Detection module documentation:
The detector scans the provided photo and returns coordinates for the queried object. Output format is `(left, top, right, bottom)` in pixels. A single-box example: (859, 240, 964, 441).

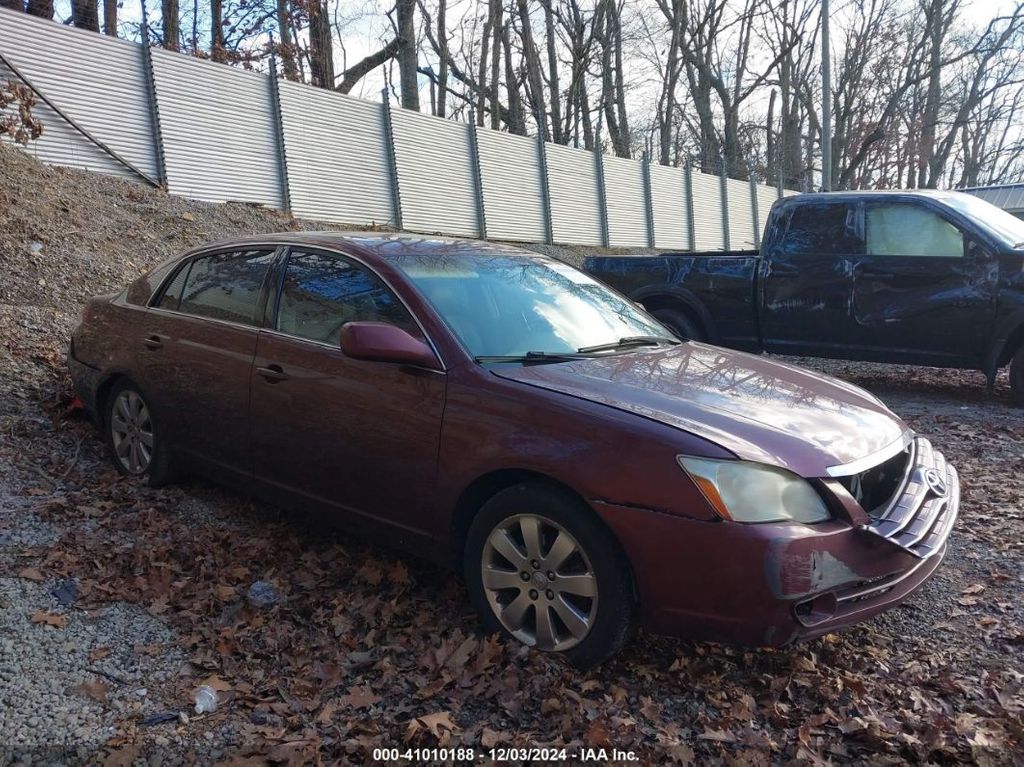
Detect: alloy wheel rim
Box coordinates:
(110, 390, 153, 475)
(481, 513, 598, 652)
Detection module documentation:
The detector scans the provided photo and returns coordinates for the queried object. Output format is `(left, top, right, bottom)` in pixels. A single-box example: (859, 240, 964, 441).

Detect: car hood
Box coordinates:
(491, 343, 909, 478)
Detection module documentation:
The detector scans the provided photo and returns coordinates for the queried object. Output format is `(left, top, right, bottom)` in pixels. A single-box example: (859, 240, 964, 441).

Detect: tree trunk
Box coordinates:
(0, 0, 23, 12)
(161, 0, 179, 51)
(489, 1, 503, 130)
(541, 0, 563, 143)
(517, 0, 550, 140)
(71, 0, 99, 31)
(476, 0, 493, 126)
(210, 0, 225, 62)
(26, 0, 52, 17)
(396, 0, 419, 110)
(501, 21, 525, 134)
(102, 0, 116, 36)
(277, 0, 298, 81)
(307, 0, 334, 87)
(435, 0, 448, 117)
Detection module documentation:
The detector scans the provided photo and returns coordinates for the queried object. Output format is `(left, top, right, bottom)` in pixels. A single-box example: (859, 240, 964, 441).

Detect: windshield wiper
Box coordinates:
(474, 351, 594, 364)
(576, 335, 680, 354)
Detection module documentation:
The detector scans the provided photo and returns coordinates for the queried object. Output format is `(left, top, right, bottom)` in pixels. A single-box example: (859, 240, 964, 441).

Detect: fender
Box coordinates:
(630, 285, 720, 343)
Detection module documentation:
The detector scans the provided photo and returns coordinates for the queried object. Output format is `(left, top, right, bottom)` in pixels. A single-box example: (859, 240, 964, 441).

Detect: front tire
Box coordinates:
(1011, 347, 1024, 407)
(104, 379, 175, 487)
(464, 482, 637, 668)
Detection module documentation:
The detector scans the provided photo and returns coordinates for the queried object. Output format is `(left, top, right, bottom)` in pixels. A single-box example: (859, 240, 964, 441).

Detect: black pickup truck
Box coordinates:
(584, 190, 1024, 404)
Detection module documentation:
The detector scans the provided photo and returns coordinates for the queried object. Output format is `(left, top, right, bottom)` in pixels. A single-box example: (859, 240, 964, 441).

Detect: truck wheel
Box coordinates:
(1011, 347, 1024, 407)
(651, 308, 704, 342)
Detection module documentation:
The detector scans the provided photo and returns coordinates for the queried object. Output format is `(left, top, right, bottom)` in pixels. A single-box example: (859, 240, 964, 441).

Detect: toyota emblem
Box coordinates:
(923, 468, 948, 497)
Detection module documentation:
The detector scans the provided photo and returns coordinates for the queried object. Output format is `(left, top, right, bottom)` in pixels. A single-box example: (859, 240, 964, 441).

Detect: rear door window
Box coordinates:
(276, 250, 419, 345)
(176, 250, 276, 326)
(865, 203, 964, 257)
(781, 203, 863, 256)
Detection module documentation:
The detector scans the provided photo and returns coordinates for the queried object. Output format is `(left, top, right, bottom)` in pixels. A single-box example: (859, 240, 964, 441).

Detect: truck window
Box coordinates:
(781, 203, 862, 256)
(865, 203, 964, 257)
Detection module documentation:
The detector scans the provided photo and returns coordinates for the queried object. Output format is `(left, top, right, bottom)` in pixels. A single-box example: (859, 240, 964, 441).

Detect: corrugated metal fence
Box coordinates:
(0, 8, 791, 249)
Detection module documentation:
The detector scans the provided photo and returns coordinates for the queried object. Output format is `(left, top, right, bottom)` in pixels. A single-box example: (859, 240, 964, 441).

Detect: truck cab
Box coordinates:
(584, 190, 1024, 404)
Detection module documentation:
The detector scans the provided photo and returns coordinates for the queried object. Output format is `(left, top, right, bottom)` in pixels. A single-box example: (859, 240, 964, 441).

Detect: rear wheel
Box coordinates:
(1011, 346, 1024, 407)
(651, 307, 704, 342)
(464, 482, 637, 668)
(104, 380, 175, 487)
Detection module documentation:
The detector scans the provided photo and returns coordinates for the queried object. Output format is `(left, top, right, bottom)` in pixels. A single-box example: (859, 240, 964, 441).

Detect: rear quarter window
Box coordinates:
(168, 250, 276, 326)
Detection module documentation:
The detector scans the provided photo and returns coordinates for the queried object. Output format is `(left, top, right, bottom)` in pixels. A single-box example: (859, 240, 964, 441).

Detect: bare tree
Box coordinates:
(103, 0, 117, 35)
(396, 0, 419, 109)
(71, 0, 100, 31)
(162, 0, 180, 50)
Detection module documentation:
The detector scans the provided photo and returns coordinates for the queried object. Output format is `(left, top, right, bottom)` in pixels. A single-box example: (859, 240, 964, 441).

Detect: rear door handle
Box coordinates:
(256, 364, 289, 383)
(142, 334, 166, 350)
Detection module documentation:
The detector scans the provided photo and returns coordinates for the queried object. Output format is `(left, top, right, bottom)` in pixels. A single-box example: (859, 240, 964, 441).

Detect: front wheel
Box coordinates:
(464, 482, 637, 668)
(104, 379, 175, 487)
(1011, 347, 1024, 407)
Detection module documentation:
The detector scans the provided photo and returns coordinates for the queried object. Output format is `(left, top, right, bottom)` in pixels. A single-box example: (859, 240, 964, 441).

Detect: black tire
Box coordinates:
(464, 481, 637, 669)
(1011, 347, 1024, 407)
(103, 379, 176, 487)
(651, 307, 704, 342)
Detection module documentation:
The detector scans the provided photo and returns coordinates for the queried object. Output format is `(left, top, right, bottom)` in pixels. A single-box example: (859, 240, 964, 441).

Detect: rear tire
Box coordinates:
(1011, 347, 1024, 407)
(104, 379, 176, 487)
(651, 307, 704, 342)
(464, 481, 637, 669)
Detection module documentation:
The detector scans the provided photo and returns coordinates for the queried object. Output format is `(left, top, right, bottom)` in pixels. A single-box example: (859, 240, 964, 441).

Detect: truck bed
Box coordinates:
(583, 251, 761, 350)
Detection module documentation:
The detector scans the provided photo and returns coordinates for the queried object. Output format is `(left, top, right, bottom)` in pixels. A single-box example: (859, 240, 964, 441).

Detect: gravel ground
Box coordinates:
(1, 144, 1022, 762)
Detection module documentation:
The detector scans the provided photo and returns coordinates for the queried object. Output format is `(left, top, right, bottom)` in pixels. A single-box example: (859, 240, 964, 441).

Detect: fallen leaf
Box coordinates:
(72, 679, 110, 703)
(416, 711, 457, 738)
(17, 567, 44, 582)
(31, 610, 68, 629)
(88, 647, 112, 662)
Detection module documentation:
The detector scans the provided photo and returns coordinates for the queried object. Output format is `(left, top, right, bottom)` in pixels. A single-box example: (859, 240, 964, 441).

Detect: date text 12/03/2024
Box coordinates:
(372, 747, 640, 762)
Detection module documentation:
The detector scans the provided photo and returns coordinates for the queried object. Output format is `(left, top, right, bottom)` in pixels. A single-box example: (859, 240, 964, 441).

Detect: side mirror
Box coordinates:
(339, 321, 439, 369)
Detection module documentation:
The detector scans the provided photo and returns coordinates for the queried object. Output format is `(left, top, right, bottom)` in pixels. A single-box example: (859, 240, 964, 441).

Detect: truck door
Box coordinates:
(847, 200, 998, 365)
(758, 200, 863, 356)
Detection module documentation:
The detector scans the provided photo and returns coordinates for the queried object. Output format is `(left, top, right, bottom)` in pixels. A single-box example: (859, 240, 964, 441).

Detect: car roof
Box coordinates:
(184, 231, 531, 262)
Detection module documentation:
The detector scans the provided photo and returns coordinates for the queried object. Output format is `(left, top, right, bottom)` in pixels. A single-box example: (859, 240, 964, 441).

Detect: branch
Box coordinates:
(336, 38, 400, 94)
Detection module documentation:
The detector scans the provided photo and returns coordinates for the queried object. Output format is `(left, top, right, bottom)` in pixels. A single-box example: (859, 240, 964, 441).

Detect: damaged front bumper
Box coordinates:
(592, 437, 959, 647)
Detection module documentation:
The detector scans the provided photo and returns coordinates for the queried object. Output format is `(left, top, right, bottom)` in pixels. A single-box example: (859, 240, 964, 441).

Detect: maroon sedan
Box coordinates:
(68, 233, 959, 667)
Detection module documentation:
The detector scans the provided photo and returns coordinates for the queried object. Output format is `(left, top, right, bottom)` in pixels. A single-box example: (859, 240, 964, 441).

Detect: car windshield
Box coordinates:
(384, 251, 674, 359)
(942, 192, 1024, 248)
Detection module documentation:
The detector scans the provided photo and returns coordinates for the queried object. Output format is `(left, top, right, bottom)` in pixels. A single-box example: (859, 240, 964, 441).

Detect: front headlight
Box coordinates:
(677, 456, 831, 524)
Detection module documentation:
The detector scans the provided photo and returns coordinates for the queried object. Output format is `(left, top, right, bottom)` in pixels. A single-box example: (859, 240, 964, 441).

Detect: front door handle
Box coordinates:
(142, 334, 166, 350)
(256, 364, 289, 383)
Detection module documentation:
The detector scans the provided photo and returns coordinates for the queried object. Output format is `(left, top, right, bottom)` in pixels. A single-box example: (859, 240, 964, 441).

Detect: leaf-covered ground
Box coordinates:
(1, 144, 1022, 764)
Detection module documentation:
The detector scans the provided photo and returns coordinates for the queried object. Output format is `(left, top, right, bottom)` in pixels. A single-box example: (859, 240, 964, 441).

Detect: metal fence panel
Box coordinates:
(278, 82, 394, 226)
(475, 128, 546, 242)
(602, 155, 648, 247)
(0, 8, 157, 182)
(150, 48, 282, 206)
(726, 177, 756, 248)
(390, 107, 478, 237)
(546, 143, 603, 246)
(756, 185, 779, 234)
(648, 164, 690, 250)
(690, 170, 725, 250)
